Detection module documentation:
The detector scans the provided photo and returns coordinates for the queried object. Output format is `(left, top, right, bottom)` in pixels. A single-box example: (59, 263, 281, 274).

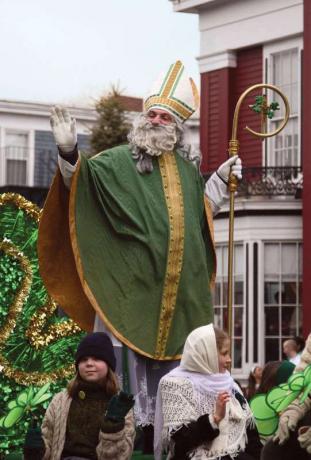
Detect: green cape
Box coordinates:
(39, 146, 216, 359)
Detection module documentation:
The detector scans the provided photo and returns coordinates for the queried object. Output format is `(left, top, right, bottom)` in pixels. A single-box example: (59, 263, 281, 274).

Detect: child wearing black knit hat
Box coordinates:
(41, 332, 135, 460)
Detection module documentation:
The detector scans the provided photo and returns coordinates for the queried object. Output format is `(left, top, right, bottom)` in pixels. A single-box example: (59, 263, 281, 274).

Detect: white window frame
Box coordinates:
(263, 36, 303, 168)
(0, 128, 34, 186)
(214, 242, 246, 375)
(260, 239, 302, 363)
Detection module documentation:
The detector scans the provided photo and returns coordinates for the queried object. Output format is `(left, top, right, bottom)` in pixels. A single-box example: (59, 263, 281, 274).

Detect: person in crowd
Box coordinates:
(245, 365, 262, 400)
(261, 333, 311, 459)
(41, 332, 135, 460)
(251, 360, 295, 445)
(154, 324, 262, 460)
(283, 338, 301, 365)
(256, 360, 295, 395)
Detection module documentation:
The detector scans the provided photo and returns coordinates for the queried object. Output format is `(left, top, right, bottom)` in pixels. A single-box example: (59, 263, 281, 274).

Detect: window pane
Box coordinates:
(264, 242, 302, 362)
(6, 132, 28, 148)
(213, 283, 221, 306)
(265, 338, 280, 361)
(234, 246, 243, 275)
(234, 307, 243, 336)
(223, 280, 228, 307)
(264, 244, 279, 275)
(265, 307, 279, 336)
(233, 338, 242, 368)
(281, 282, 297, 304)
(214, 307, 222, 329)
(215, 244, 244, 370)
(281, 244, 297, 275)
(265, 282, 279, 305)
(269, 47, 299, 166)
(6, 159, 27, 185)
(234, 280, 243, 305)
(281, 306, 296, 335)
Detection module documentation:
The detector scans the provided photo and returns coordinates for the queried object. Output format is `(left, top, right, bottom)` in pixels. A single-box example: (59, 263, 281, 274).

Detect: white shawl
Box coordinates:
(154, 324, 253, 460)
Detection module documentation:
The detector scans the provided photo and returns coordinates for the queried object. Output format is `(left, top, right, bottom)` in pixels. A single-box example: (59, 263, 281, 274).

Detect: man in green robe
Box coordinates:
(38, 60, 242, 430)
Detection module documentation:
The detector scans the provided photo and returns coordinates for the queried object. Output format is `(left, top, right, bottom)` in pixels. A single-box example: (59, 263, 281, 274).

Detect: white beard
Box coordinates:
(128, 115, 178, 157)
(128, 112, 197, 174)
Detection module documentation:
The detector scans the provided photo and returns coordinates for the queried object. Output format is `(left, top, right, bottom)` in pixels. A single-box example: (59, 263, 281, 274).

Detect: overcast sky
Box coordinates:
(0, 0, 199, 105)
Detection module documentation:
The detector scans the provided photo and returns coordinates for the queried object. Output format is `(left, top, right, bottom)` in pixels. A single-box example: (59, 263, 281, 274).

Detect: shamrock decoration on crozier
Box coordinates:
(0, 193, 84, 452)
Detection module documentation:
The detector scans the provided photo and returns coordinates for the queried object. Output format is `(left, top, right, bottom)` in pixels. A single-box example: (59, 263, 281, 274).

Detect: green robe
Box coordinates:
(38, 145, 215, 360)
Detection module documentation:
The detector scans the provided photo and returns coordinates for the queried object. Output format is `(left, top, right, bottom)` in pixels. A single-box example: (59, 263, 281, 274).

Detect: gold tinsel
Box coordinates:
(0, 240, 32, 344)
(0, 353, 75, 385)
(0, 193, 41, 223)
(0, 193, 81, 385)
(26, 299, 81, 349)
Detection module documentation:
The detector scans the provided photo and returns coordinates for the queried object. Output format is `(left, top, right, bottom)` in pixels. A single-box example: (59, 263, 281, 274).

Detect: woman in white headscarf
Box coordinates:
(154, 324, 262, 460)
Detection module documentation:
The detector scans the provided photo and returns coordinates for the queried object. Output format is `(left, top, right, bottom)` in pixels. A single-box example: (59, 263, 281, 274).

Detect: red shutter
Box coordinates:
(234, 46, 263, 168)
(200, 46, 263, 173)
(200, 68, 235, 173)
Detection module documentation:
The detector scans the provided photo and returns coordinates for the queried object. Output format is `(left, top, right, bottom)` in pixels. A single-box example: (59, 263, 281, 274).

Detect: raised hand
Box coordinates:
(105, 391, 135, 423)
(50, 106, 77, 153)
(214, 391, 230, 425)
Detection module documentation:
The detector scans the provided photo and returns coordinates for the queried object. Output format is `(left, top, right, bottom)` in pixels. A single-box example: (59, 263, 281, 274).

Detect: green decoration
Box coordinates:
(0, 193, 85, 453)
(0, 384, 52, 429)
(250, 364, 311, 436)
(249, 95, 280, 119)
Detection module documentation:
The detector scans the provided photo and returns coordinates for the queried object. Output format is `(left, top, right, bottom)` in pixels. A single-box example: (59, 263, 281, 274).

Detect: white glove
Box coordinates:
(50, 106, 77, 153)
(298, 426, 311, 453)
(217, 155, 242, 184)
(273, 398, 311, 445)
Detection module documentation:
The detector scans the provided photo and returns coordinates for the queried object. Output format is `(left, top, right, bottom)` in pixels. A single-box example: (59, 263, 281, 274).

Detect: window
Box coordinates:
(264, 242, 302, 361)
(213, 244, 244, 369)
(265, 40, 301, 168)
(5, 131, 29, 185)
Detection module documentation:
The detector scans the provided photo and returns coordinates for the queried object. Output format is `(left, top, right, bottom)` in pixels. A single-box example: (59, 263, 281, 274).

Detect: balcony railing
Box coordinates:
(205, 166, 303, 197)
(239, 166, 303, 197)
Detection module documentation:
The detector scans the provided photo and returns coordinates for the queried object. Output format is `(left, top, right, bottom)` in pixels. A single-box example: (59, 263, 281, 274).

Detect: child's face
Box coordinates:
(218, 339, 232, 373)
(78, 356, 109, 383)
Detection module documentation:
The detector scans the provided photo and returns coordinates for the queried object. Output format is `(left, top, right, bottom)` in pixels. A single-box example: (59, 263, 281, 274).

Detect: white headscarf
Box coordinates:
(154, 324, 253, 460)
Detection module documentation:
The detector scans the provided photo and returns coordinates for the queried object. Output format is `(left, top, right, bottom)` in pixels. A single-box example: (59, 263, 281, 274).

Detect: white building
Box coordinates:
(170, 0, 306, 381)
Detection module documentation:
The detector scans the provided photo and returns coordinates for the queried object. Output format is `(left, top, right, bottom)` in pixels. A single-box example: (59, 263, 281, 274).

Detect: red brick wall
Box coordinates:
(200, 46, 263, 173)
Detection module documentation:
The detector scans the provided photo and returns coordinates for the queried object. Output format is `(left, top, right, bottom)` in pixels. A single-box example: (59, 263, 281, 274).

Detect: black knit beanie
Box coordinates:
(75, 332, 116, 371)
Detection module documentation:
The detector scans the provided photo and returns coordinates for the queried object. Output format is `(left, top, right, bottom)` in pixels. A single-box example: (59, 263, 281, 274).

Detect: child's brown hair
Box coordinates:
(213, 326, 229, 351)
(67, 367, 119, 398)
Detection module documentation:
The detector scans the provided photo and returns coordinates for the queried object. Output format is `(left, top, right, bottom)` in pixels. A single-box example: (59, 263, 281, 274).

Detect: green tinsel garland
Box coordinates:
(0, 194, 85, 453)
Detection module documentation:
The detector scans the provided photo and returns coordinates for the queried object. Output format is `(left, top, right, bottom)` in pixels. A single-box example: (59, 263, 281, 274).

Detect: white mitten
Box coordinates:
(298, 426, 311, 453)
(217, 155, 242, 183)
(273, 398, 311, 445)
(50, 106, 77, 153)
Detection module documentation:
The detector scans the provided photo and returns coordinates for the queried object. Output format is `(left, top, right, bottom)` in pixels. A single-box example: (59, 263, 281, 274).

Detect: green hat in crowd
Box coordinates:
(276, 360, 295, 385)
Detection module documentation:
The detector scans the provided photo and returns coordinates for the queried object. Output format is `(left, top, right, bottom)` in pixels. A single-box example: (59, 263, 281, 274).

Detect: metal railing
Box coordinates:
(205, 166, 303, 197)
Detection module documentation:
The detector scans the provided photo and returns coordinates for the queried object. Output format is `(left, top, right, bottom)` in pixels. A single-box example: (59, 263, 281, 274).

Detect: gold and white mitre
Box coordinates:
(144, 60, 199, 123)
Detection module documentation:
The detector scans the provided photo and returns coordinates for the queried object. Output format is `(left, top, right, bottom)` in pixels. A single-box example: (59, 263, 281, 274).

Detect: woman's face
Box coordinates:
(78, 356, 109, 383)
(218, 339, 232, 373)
